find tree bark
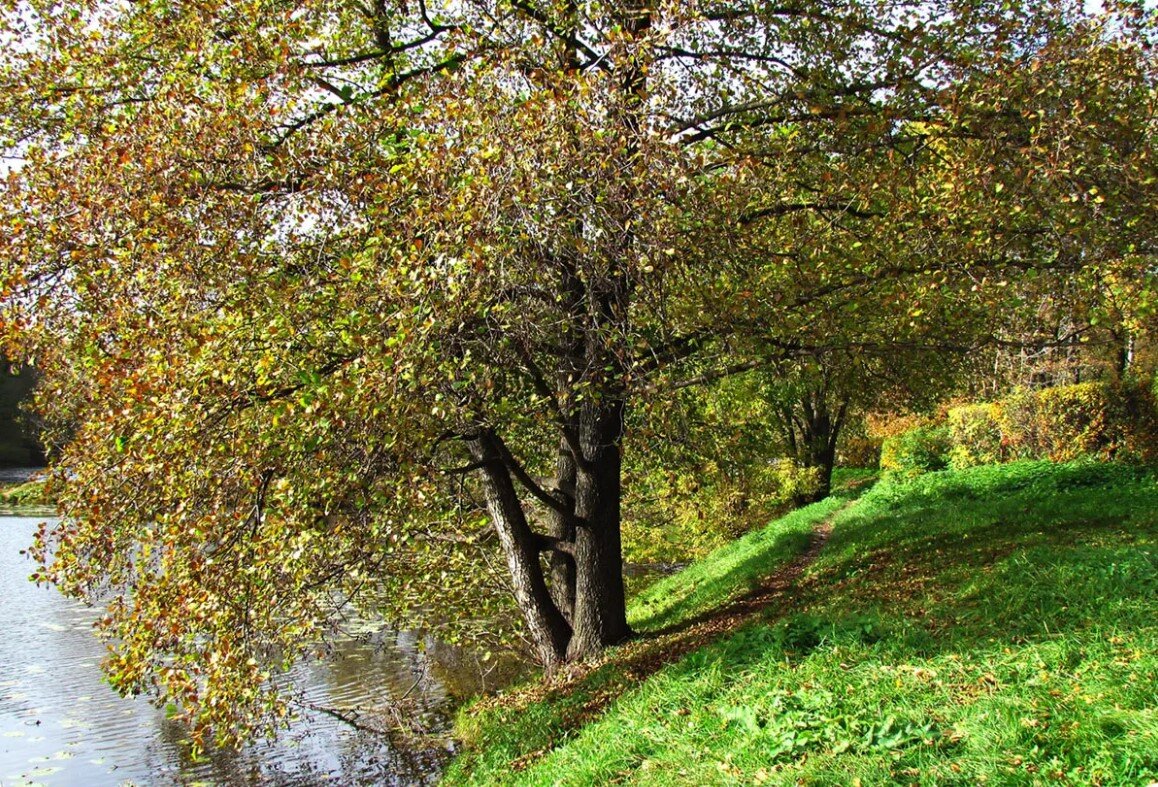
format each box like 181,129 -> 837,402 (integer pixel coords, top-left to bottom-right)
567,399 -> 633,660
783,388 -> 848,505
467,433 -> 572,668
466,417 -> 632,665
547,439 -> 577,622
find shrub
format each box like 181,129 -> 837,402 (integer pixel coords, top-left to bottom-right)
885,380 -> 1158,480
0,479 -> 50,506
837,434 -> 881,469
1034,382 -> 1116,461
622,459 -> 818,564
1114,379 -> 1158,462
996,389 -> 1042,461
880,423 -> 951,478
947,403 -> 1004,469
766,459 -> 821,504
1000,381 -> 1158,464
865,412 -> 927,441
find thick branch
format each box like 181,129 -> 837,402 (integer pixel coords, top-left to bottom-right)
507,0 -> 610,72
739,200 -> 883,224
533,533 -> 575,556
268,51 -> 473,148
651,358 -> 770,394
513,344 -> 591,471
487,431 -> 581,526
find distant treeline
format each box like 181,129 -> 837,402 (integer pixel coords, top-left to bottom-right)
0,362 -> 44,467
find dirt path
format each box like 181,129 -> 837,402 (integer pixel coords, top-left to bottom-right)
582,515 -> 836,689
481,511 -> 843,771
656,516 -> 834,638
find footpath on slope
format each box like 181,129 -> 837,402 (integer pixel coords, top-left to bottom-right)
472,502 -> 849,772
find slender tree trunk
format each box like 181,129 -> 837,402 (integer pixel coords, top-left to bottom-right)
467,434 -> 571,668
798,438 -> 836,503
1116,330 -> 1135,377
548,439 -> 577,622
788,390 -> 848,505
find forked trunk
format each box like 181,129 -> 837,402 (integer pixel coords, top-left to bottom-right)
467,409 -> 632,667
782,390 -> 848,506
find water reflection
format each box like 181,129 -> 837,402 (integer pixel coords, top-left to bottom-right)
0,515 -> 526,786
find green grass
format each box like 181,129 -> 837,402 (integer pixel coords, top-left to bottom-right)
0,479 -> 51,508
447,461 -> 1158,785
446,492 -> 853,785
629,494 -> 846,633
831,466 -> 881,490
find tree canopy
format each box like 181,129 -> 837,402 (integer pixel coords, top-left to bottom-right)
1,0 -> 1154,745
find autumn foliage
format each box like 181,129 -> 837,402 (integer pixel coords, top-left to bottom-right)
1,0 -> 1155,744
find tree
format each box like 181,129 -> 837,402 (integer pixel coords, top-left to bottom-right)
764,348 -> 955,502
1,0 -> 1153,743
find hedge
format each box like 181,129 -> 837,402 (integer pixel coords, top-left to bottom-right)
882,380 -> 1158,477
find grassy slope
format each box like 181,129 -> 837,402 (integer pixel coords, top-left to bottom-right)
446,492 -> 855,785
628,494 -> 847,633
447,461 -> 1158,785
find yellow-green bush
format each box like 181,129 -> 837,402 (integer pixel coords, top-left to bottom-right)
996,389 -> 1042,462
837,434 -> 882,469
1121,381 -> 1158,460
886,381 -> 1158,479
1026,382 -> 1114,461
767,458 -> 822,504
621,459 -> 822,564
947,403 -> 1004,469
0,479 -> 50,506
995,381 -> 1158,463
880,423 -> 951,477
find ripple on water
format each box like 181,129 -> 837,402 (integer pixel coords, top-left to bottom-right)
1,515 -> 522,785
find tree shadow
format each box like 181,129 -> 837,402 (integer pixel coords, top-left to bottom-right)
655,461 -> 1158,683
630,527 -> 816,635
461,462 -> 1158,777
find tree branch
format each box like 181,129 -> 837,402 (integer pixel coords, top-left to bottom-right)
650,359 -> 769,394
513,344 -> 592,471
507,0 -> 610,72
486,431 -> 581,526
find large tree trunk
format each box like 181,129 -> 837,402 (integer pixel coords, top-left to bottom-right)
798,434 -> 837,504
567,399 -> 632,660
466,416 -> 631,667
473,0 -> 645,666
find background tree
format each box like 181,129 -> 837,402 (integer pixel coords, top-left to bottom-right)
763,347 -> 956,502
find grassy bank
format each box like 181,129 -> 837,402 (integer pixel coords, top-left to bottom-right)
0,478 -> 51,508
447,461 -> 1158,785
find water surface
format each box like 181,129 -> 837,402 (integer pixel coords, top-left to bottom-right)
0,515 -> 517,786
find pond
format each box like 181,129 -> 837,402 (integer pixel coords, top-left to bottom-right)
0,511 -> 525,786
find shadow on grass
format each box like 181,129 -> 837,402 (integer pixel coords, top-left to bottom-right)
657,460 -> 1158,680
630,484 -> 880,635
449,494 -> 852,783
630,528 -> 814,634
451,461 -> 1158,784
